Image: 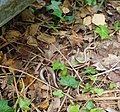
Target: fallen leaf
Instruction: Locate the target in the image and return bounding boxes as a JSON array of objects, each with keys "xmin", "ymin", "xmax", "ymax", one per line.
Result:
[
  {"xmin": 62, "ymin": 7, "xmax": 70, "ymax": 14},
  {"xmin": 39, "ymin": 99, "xmax": 49, "ymax": 109},
  {"xmin": 68, "ymin": 31, "xmax": 83, "ymax": 46},
  {"xmin": 92, "ymin": 14, "xmax": 106, "ymax": 26},
  {"xmin": 28, "ymin": 24, "xmax": 40, "ymax": 36},
  {"xmin": 21, "ymin": 9, "xmax": 35, "ymax": 22},
  {"xmin": 37, "ymin": 33, "xmax": 56, "ymax": 44},
  {"xmin": 83, "ymin": 16, "xmax": 92, "ymax": 26},
  {"xmin": 108, "ymin": 70, "xmax": 120, "ymax": 82},
  {"xmin": 6, "ymin": 30, "xmax": 21, "ymax": 38},
  {"xmin": 105, "ymin": 106, "xmax": 117, "ymax": 112},
  {"xmin": 47, "ymin": 98, "xmax": 60, "ymax": 112},
  {"xmin": 27, "ymin": 36, "xmax": 38, "ymax": 47},
  {"xmin": 80, "ymin": 7, "xmax": 90, "ymax": 18}
]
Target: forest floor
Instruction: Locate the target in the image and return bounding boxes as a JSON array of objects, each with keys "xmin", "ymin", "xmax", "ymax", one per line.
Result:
[{"xmin": 0, "ymin": 0, "xmax": 120, "ymax": 112}]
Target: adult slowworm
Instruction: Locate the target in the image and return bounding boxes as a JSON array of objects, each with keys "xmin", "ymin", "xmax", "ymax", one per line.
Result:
[{"xmin": 39, "ymin": 67, "xmax": 58, "ymax": 88}]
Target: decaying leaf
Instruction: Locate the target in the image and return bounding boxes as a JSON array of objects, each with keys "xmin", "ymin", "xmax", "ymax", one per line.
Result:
[
  {"xmin": 21, "ymin": 9, "xmax": 35, "ymax": 22},
  {"xmin": 37, "ymin": 33, "xmax": 56, "ymax": 44},
  {"xmin": 27, "ymin": 36, "xmax": 38, "ymax": 47},
  {"xmin": 47, "ymin": 98, "xmax": 60, "ymax": 112},
  {"xmin": 92, "ymin": 14, "xmax": 106, "ymax": 26},
  {"xmin": 80, "ymin": 7, "xmax": 90, "ymax": 18},
  {"xmin": 83, "ymin": 16, "xmax": 92, "ymax": 26},
  {"xmin": 6, "ymin": 30, "xmax": 21, "ymax": 38},
  {"xmin": 28, "ymin": 24, "xmax": 40, "ymax": 36},
  {"xmin": 68, "ymin": 30, "xmax": 83, "ymax": 46},
  {"xmin": 39, "ymin": 99, "xmax": 49, "ymax": 109}
]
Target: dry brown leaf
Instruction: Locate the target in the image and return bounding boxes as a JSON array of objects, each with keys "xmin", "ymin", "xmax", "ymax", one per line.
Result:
[
  {"xmin": 37, "ymin": 33, "xmax": 56, "ymax": 44},
  {"xmin": 83, "ymin": 16, "xmax": 92, "ymax": 26},
  {"xmin": 40, "ymin": 84, "xmax": 49, "ymax": 90},
  {"xmin": 62, "ymin": 0, "xmax": 71, "ymax": 9},
  {"xmin": 92, "ymin": 14, "xmax": 106, "ymax": 26},
  {"xmin": 108, "ymin": 70, "xmax": 120, "ymax": 82},
  {"xmin": 27, "ymin": 36, "xmax": 38, "ymax": 47},
  {"xmin": 21, "ymin": 9, "xmax": 35, "ymax": 22},
  {"xmin": 6, "ymin": 30, "xmax": 21, "ymax": 38},
  {"xmin": 68, "ymin": 31, "xmax": 83, "ymax": 46},
  {"xmin": 28, "ymin": 24, "xmax": 40, "ymax": 36},
  {"xmin": 47, "ymin": 98, "xmax": 60, "ymax": 112},
  {"xmin": 80, "ymin": 7, "xmax": 90, "ymax": 18},
  {"xmin": 62, "ymin": 7, "xmax": 70, "ymax": 14},
  {"xmin": 39, "ymin": 99, "xmax": 49, "ymax": 109}
]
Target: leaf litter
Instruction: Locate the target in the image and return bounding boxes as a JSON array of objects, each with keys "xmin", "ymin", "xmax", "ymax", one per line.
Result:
[{"xmin": 0, "ymin": 0, "xmax": 120, "ymax": 112}]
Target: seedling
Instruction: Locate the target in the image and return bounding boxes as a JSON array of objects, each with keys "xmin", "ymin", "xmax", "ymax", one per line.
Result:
[
  {"xmin": 18, "ymin": 97, "xmax": 31, "ymax": 111},
  {"xmin": 95, "ymin": 25, "xmax": 109, "ymax": 40},
  {"xmin": 69, "ymin": 100, "xmax": 80, "ymax": 112},
  {"xmin": 60, "ymin": 75, "xmax": 79, "ymax": 88},
  {"xmin": 46, "ymin": 0, "xmax": 65, "ymax": 21},
  {"xmin": 0, "ymin": 100, "xmax": 14, "ymax": 112},
  {"xmin": 52, "ymin": 61, "xmax": 67, "ymax": 76},
  {"xmin": 84, "ymin": 0, "xmax": 97, "ymax": 6},
  {"xmin": 82, "ymin": 83, "xmax": 104, "ymax": 96},
  {"xmin": 109, "ymin": 82, "xmax": 117, "ymax": 89},
  {"xmin": 53, "ymin": 90, "xmax": 64, "ymax": 98},
  {"xmin": 83, "ymin": 67, "xmax": 97, "ymax": 75}
]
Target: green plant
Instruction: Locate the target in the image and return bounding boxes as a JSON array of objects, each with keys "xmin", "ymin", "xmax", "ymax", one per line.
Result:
[
  {"xmin": 86, "ymin": 100, "xmax": 95, "ymax": 110},
  {"xmin": 83, "ymin": 67, "xmax": 97, "ymax": 75},
  {"xmin": 109, "ymin": 82, "xmax": 117, "ymax": 89},
  {"xmin": 60, "ymin": 75, "xmax": 79, "ymax": 88},
  {"xmin": 95, "ymin": 25, "xmax": 109, "ymax": 40},
  {"xmin": 0, "ymin": 100, "xmax": 14, "ymax": 112},
  {"xmin": 46, "ymin": 0, "xmax": 65, "ymax": 21},
  {"xmin": 82, "ymin": 83, "xmax": 104, "ymax": 96},
  {"xmin": 18, "ymin": 97, "xmax": 31, "ymax": 111},
  {"xmin": 52, "ymin": 61, "xmax": 67, "ymax": 76},
  {"xmin": 69, "ymin": 100, "xmax": 80, "ymax": 112},
  {"xmin": 84, "ymin": 0, "xmax": 97, "ymax": 6},
  {"xmin": 114, "ymin": 20, "xmax": 119, "ymax": 32},
  {"xmin": 53, "ymin": 90, "xmax": 64, "ymax": 98}
]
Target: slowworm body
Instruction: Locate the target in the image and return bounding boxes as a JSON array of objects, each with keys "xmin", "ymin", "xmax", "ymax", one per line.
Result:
[{"xmin": 39, "ymin": 67, "xmax": 58, "ymax": 88}]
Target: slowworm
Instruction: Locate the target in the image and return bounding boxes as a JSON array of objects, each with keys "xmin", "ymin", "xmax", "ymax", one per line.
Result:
[{"xmin": 39, "ymin": 67, "xmax": 58, "ymax": 88}]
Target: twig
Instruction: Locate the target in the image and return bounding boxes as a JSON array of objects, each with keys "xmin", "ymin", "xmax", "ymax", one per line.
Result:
[
  {"xmin": 52, "ymin": 44, "xmax": 83, "ymax": 82},
  {"xmin": 0, "ymin": 65, "xmax": 74, "ymax": 99},
  {"xmin": 94, "ymin": 66, "xmax": 120, "ymax": 77},
  {"xmin": 57, "ymin": 88, "xmax": 70, "ymax": 112}
]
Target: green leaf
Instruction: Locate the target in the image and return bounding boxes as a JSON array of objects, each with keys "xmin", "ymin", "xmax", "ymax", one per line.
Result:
[
  {"xmin": 90, "ymin": 108, "xmax": 104, "ymax": 112},
  {"xmin": 65, "ymin": 16, "xmax": 75, "ymax": 21},
  {"xmin": 46, "ymin": 0, "xmax": 65, "ymax": 21},
  {"xmin": 60, "ymin": 76, "xmax": 79, "ymax": 88},
  {"xmin": 0, "ymin": 100, "xmax": 14, "ymax": 112},
  {"xmin": 95, "ymin": 25, "xmax": 109, "ymax": 40},
  {"xmin": 109, "ymin": 82, "xmax": 117, "ymax": 89},
  {"xmin": 80, "ymin": 109, "xmax": 89, "ymax": 112},
  {"xmin": 84, "ymin": 67, "xmax": 97, "ymax": 75},
  {"xmin": 88, "ymin": 75, "xmax": 96, "ymax": 82},
  {"xmin": 18, "ymin": 97, "xmax": 31, "ymax": 110},
  {"xmin": 114, "ymin": 21, "xmax": 119, "ymax": 32},
  {"xmin": 7, "ymin": 76, "xmax": 14, "ymax": 84},
  {"xmin": 85, "ymin": 0, "xmax": 97, "ymax": 6},
  {"xmin": 86, "ymin": 100, "xmax": 95, "ymax": 110},
  {"xmin": 52, "ymin": 61, "xmax": 67, "ymax": 76},
  {"xmin": 70, "ymin": 105, "xmax": 80, "ymax": 112},
  {"xmin": 91, "ymin": 88, "xmax": 104, "ymax": 96},
  {"xmin": 85, "ymin": 83, "xmax": 93, "ymax": 89},
  {"xmin": 82, "ymin": 83, "xmax": 92, "ymax": 93},
  {"xmin": 82, "ymin": 89, "xmax": 89, "ymax": 93},
  {"xmin": 53, "ymin": 90, "xmax": 64, "ymax": 98}
]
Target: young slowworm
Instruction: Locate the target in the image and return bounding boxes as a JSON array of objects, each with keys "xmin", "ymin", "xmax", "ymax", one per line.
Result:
[{"xmin": 39, "ymin": 67, "xmax": 58, "ymax": 88}]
